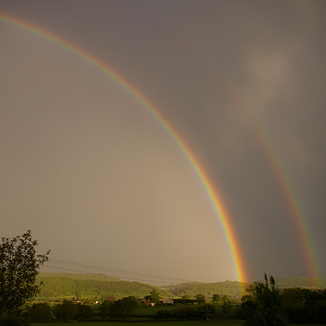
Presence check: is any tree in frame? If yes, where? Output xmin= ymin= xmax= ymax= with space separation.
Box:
xmin=0 ymin=230 xmax=50 ymax=325
xmin=212 ymin=293 xmax=220 ymax=303
xmin=182 ymin=294 xmax=191 ymax=300
xmin=145 ymin=290 xmax=160 ymax=304
xmin=99 ymin=300 xmax=112 ymax=319
xmin=27 ymin=303 xmax=54 ymax=323
xmin=75 ymin=303 xmax=93 ymax=321
xmin=240 ymin=273 xmax=288 ymax=326
xmin=110 ymin=296 xmax=138 ymax=318
xmin=197 ymin=303 xmax=218 ymax=320
xmin=195 ymin=293 xmax=206 ymax=305
xmin=53 ymin=300 xmax=78 ymax=321
xmin=221 ymin=296 xmax=231 ymax=319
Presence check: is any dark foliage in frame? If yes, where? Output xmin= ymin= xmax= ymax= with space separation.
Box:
xmin=221 ymin=296 xmax=232 ymax=319
xmin=110 ymin=296 xmax=139 ymax=318
xmin=240 ymin=273 xmax=288 ymax=326
xmin=53 ymin=300 xmax=78 ymax=321
xmin=0 ymin=315 xmax=29 ymax=326
xmin=212 ymin=293 xmax=221 ymax=302
xmin=27 ymin=303 xmax=54 ymax=322
xmin=197 ymin=303 xmax=218 ymax=320
xmin=99 ymin=300 xmax=112 ymax=319
xmin=156 ymin=307 xmax=198 ymax=320
xmin=283 ymin=288 xmax=326 ymax=324
xmin=0 ymin=230 xmax=50 ymax=325
xmin=195 ymin=293 xmax=206 ymax=304
xmin=75 ymin=303 xmax=93 ymax=321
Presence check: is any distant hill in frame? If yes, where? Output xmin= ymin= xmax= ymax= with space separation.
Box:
xmin=36 ymin=273 xmax=326 ymax=301
xmin=275 ymin=277 xmax=326 ymax=289
xmin=36 ymin=273 xmax=173 ymax=299
xmin=162 ymin=280 xmax=247 ymax=298
xmin=38 ymin=272 xmax=119 ymax=282
xmin=163 ymin=277 xmax=326 ymax=299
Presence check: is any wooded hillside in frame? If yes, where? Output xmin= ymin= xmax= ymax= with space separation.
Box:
xmin=36 ymin=273 xmax=326 ymax=300
xmin=163 ymin=280 xmax=246 ymax=298
xmin=36 ymin=273 xmax=173 ymax=299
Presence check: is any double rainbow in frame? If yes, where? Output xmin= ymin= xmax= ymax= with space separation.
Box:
xmin=0 ymin=12 xmax=247 ymax=284
xmin=1 ymin=11 xmax=321 ymax=285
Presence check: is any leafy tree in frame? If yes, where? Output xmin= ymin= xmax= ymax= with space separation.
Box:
xmin=27 ymin=303 xmax=54 ymax=323
xmin=110 ymin=296 xmax=138 ymax=318
xmin=197 ymin=303 xmax=218 ymax=320
xmin=53 ymin=300 xmax=78 ymax=321
xmin=240 ymin=273 xmax=288 ymax=326
xmin=180 ymin=294 xmax=193 ymax=304
xmin=182 ymin=294 xmax=191 ymax=300
xmin=282 ymin=288 xmax=326 ymax=324
xmin=195 ymin=293 xmax=206 ymax=305
xmin=125 ymin=295 xmax=139 ymax=308
xmin=75 ymin=303 xmax=93 ymax=321
xmin=99 ymin=300 xmax=113 ymax=319
xmin=221 ymin=296 xmax=231 ymax=318
xmin=212 ymin=293 xmax=220 ymax=303
xmin=0 ymin=230 xmax=50 ymax=325
xmin=145 ymin=290 xmax=160 ymax=303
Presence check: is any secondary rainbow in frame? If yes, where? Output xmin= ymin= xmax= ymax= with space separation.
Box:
xmin=203 ymin=60 xmax=321 ymax=282
xmin=168 ymin=24 xmax=321 ymax=282
xmin=146 ymin=4 xmax=321 ymax=283
xmin=0 ymin=12 xmax=248 ymax=284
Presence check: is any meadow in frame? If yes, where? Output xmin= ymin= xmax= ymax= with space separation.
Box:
xmin=30 ymin=322 xmax=326 ymax=326
xmin=134 ymin=303 xmax=238 ymax=315
xmin=30 ymin=321 xmax=243 ymax=326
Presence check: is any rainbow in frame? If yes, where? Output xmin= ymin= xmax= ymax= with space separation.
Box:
xmin=197 ymin=45 xmax=321 ymax=282
xmin=149 ymin=6 xmax=321 ymax=282
xmin=145 ymin=2 xmax=321 ymax=282
xmin=0 ymin=12 xmax=248 ymax=284
xmin=202 ymin=60 xmax=321 ymax=281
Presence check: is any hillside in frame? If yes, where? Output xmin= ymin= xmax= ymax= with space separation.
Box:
xmin=36 ymin=273 xmax=174 ymax=299
xmin=36 ymin=273 xmax=326 ymax=301
xmin=163 ymin=280 xmax=247 ymax=298
xmin=275 ymin=277 xmax=326 ymax=289
xmin=163 ymin=277 xmax=326 ymax=299
xmin=38 ymin=272 xmax=119 ymax=282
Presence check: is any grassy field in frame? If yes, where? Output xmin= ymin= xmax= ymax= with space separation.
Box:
xmin=31 ymin=322 xmax=326 ymax=326
xmin=31 ymin=321 xmax=243 ymax=326
xmin=134 ymin=304 xmax=238 ymax=315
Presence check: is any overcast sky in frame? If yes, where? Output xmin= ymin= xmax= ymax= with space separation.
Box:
xmin=0 ymin=0 xmax=325 ymax=285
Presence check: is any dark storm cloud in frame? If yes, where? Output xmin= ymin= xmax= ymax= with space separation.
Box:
xmin=0 ymin=0 xmax=325 ymax=283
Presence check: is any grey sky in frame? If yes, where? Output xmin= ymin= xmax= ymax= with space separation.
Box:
xmin=0 ymin=0 xmax=325 ymax=284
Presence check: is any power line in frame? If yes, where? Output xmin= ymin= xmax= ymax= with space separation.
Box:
xmin=43 ymin=258 xmax=198 ymax=285
xmin=42 ymin=264 xmax=182 ymax=285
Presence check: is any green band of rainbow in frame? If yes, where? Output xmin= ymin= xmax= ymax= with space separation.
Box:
xmin=0 ymin=12 xmax=248 ymax=285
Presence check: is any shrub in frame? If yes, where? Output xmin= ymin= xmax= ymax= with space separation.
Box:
xmin=53 ymin=300 xmax=78 ymax=321
xmin=27 ymin=302 xmax=54 ymax=322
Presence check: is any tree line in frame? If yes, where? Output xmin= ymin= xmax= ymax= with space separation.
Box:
xmin=1 ymin=231 xmax=326 ymax=325
xmin=238 ymin=274 xmax=326 ymax=325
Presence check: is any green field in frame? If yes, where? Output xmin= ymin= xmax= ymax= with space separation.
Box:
xmin=31 ymin=321 xmax=243 ymax=326
xmin=30 ymin=322 xmax=326 ymax=326
xmin=133 ymin=304 xmax=238 ymax=317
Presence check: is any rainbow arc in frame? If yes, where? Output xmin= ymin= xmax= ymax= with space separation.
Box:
xmin=0 ymin=12 xmax=247 ymax=284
